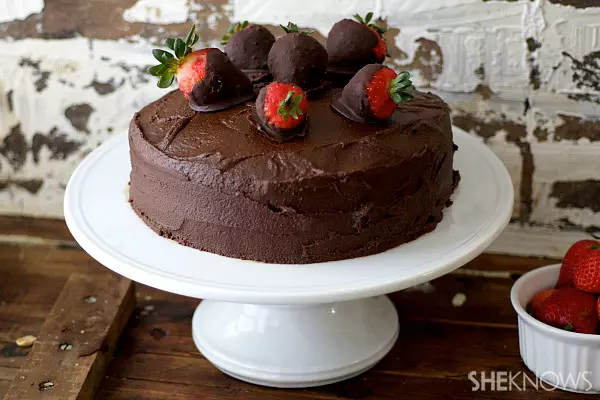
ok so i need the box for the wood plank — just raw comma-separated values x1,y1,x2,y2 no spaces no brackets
0,381,11,400
106,322,523,384
97,373,580,400
0,244,104,278
0,217,74,243
4,274,135,400
119,272,521,360
460,253,559,274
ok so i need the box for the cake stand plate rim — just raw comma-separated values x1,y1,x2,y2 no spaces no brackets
64,126,513,304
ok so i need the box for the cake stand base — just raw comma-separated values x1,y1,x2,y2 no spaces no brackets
192,296,399,388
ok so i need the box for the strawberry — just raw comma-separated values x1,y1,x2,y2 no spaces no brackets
267,22,328,89
557,239,600,288
366,67,414,120
149,25,253,112
327,13,387,74
537,287,597,334
148,25,203,95
528,288,555,318
353,13,387,62
331,64,414,123
258,82,308,130
573,243,600,293
222,21,275,71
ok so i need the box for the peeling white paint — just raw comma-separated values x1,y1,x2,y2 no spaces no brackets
0,0,44,23
0,38,172,217
123,0,190,25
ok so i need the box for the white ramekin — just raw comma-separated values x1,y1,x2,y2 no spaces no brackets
511,264,600,393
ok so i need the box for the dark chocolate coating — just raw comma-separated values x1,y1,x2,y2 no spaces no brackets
129,87,459,264
327,19,382,73
254,85,307,142
267,33,328,89
188,48,254,112
331,64,383,123
225,25,275,70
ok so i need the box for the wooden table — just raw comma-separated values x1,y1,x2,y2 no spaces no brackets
0,216,583,399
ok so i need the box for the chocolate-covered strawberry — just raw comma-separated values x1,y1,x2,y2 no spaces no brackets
223,21,275,72
327,12,387,73
255,82,308,142
149,25,254,112
331,64,414,123
267,22,328,89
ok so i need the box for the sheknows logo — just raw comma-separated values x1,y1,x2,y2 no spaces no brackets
468,371,593,392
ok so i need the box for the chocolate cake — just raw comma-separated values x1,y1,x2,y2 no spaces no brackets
132,20,459,264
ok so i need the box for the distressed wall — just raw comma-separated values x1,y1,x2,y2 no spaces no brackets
0,0,599,257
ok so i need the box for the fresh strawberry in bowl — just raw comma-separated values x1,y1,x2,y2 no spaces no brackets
557,239,600,288
536,287,597,334
511,234,600,393
573,241,600,293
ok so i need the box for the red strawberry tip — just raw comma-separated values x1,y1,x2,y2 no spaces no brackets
277,91,304,121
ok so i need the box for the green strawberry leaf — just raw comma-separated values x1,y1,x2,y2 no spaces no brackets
353,14,364,24
152,49,174,64
157,73,175,88
174,38,187,58
165,38,176,50
151,24,199,89
277,91,303,120
221,21,250,44
564,324,574,332
365,12,373,24
280,22,314,35
388,70,415,105
185,24,196,46
148,64,167,76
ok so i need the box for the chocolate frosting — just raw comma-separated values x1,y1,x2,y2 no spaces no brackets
330,63,384,123
254,86,308,142
129,88,459,264
225,25,275,71
327,19,382,73
267,33,328,89
188,48,254,112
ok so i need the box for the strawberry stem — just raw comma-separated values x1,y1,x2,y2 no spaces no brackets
280,22,314,35
277,91,304,121
220,21,249,45
389,71,415,104
353,12,387,35
148,25,200,88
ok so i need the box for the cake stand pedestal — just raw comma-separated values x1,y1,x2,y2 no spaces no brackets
64,127,513,388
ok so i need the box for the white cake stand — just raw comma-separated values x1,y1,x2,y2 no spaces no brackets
64,127,513,388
